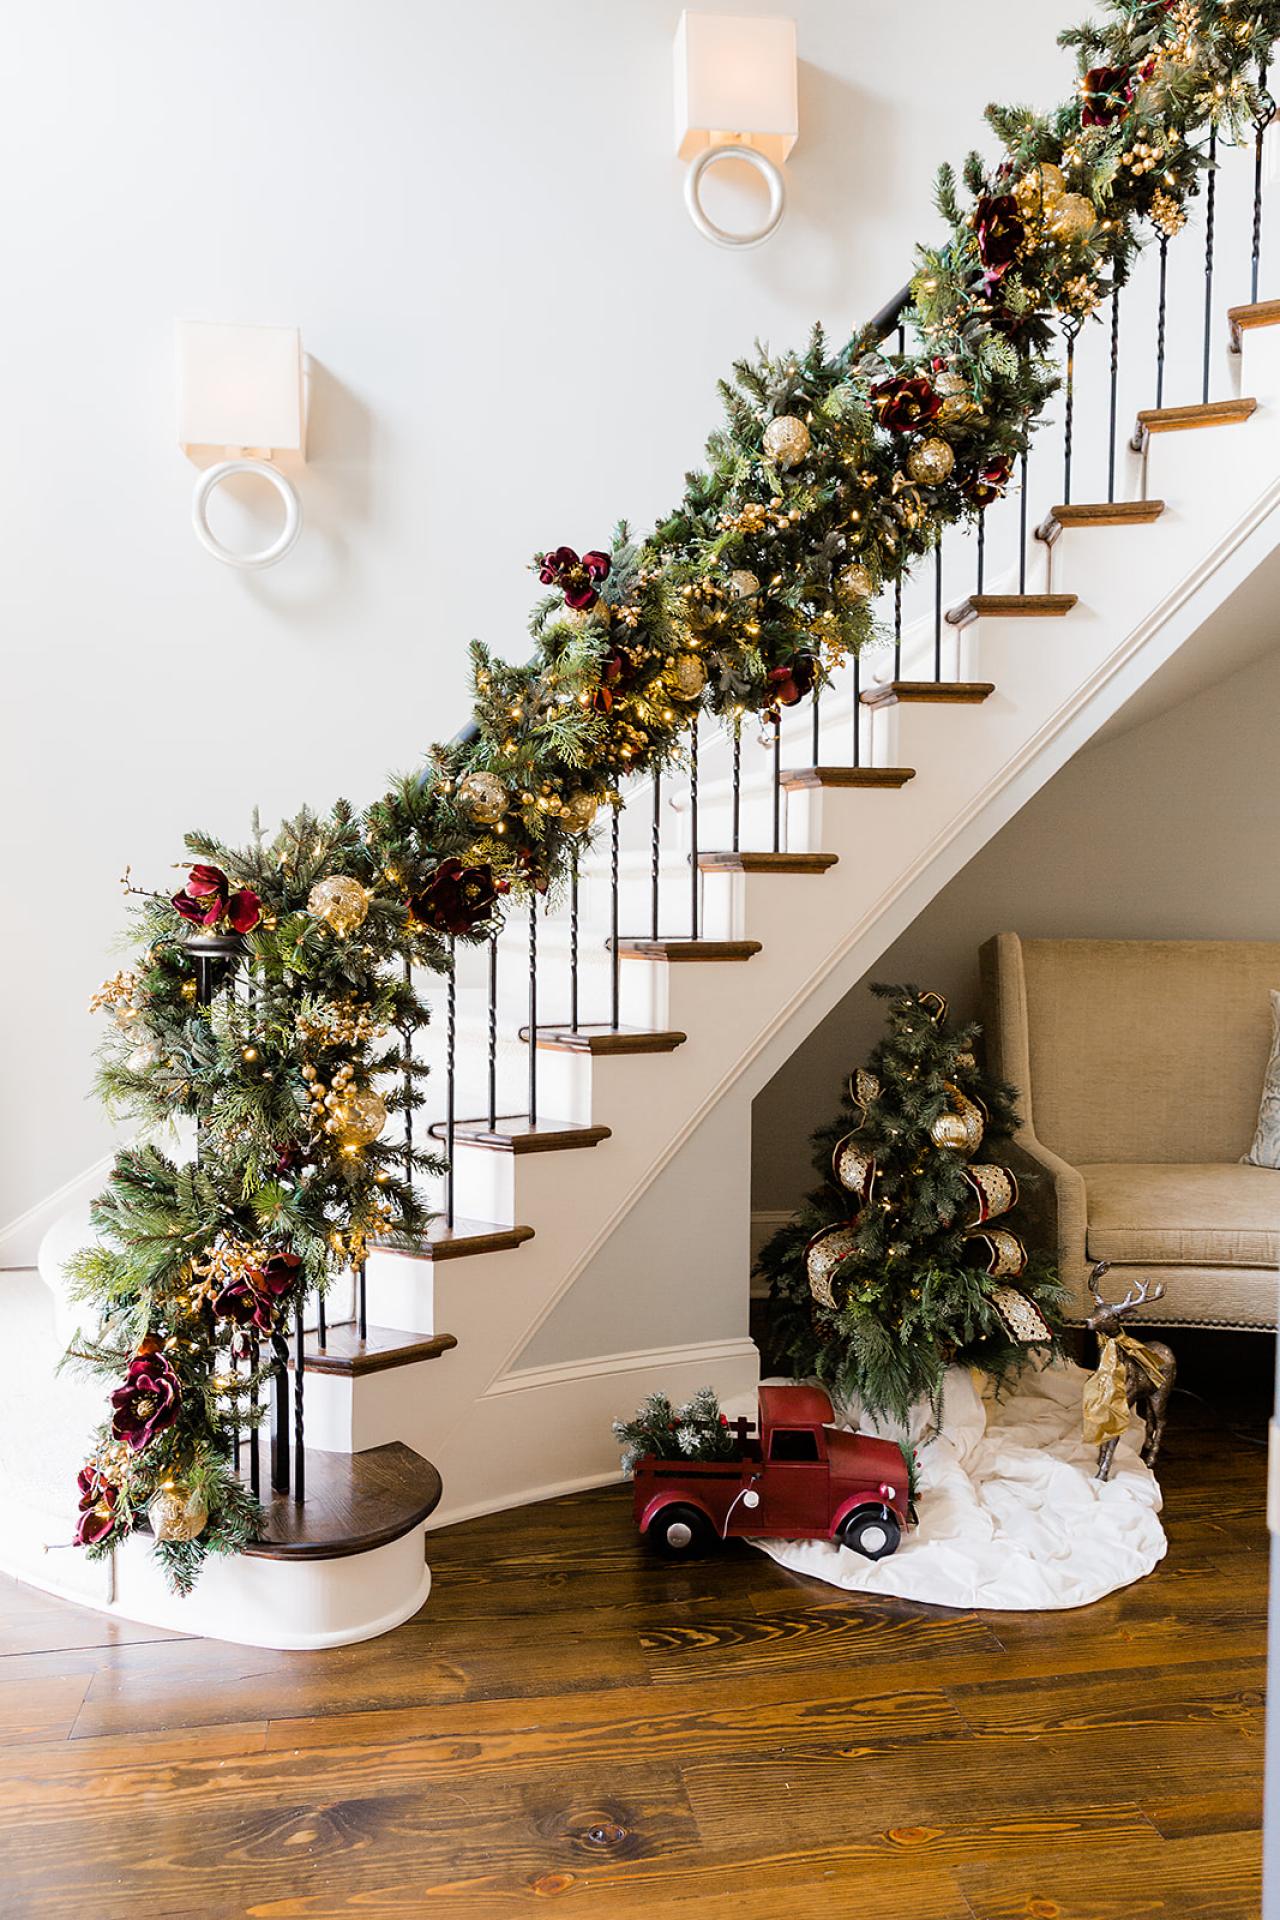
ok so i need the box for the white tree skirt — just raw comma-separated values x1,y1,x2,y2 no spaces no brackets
747,1360,1167,1611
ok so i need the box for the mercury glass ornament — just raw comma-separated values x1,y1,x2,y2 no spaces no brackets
929,1084,985,1156
935,370,969,398
337,1090,388,1146
727,568,761,600
307,874,370,936
837,562,874,602
906,437,956,486
668,653,708,702
762,414,811,469
456,770,509,827
558,790,599,834
147,1483,209,1543
1050,192,1097,242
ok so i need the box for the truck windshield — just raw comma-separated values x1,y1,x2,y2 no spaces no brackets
769,1429,821,1463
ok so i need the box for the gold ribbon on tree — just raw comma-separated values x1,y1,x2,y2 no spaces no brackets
1082,1333,1172,1447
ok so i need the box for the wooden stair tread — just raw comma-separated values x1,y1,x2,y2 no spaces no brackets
520,1024,687,1055
946,593,1077,627
697,851,838,873
779,766,916,790
428,1116,611,1153
1229,298,1280,347
1037,500,1165,544
861,681,995,709
1136,397,1257,433
293,1324,458,1377
609,938,762,962
374,1219,535,1261
242,1441,442,1562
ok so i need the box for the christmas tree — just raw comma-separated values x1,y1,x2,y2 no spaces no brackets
757,985,1064,1425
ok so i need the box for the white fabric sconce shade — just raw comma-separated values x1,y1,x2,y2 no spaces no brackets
673,11,798,249
176,321,306,571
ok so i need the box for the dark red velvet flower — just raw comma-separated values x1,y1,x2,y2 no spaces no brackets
1081,64,1133,127
537,545,612,611
964,455,1014,507
767,653,818,708
408,858,501,937
110,1351,181,1453
870,376,941,434
171,863,262,934
973,194,1025,282
213,1250,302,1333
74,1467,119,1546
592,648,634,714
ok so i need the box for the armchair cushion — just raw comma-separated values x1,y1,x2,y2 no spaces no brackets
1080,1161,1280,1267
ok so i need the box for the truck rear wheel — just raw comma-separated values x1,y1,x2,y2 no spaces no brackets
648,1503,713,1557
838,1507,901,1561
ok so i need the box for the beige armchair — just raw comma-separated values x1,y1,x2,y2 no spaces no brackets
980,935,1280,1330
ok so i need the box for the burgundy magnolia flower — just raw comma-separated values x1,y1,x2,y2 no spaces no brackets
214,1250,302,1333
964,455,1014,507
171,863,262,934
110,1350,181,1453
537,545,612,611
74,1467,119,1547
1081,64,1133,127
591,648,634,714
408,858,502,937
767,653,818,708
973,194,1025,283
870,375,941,434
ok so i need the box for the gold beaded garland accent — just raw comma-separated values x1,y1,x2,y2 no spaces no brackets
455,770,509,826
558,790,600,834
668,653,708,702
1150,188,1187,237
762,414,811,469
337,1089,387,1147
906,437,956,487
147,1482,209,1543
307,875,370,936
837,562,874,602
727,568,761,600
1049,192,1097,243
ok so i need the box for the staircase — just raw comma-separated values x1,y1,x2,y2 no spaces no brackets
9,228,1280,1644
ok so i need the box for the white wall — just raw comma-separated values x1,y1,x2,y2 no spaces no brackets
1,0,1074,1228
752,640,1280,1216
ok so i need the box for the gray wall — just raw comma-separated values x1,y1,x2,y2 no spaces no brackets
752,640,1280,1216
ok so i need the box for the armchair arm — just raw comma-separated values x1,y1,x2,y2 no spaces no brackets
1004,1128,1089,1286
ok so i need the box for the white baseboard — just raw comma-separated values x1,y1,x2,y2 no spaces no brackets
0,1155,113,1272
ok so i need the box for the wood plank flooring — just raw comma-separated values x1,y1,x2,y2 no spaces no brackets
0,1381,1267,1918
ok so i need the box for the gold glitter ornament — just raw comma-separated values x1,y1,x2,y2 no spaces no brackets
668,653,708,702
836,562,874,601
906,437,956,486
938,393,979,429
727,568,760,600
455,770,509,827
307,875,370,936
762,414,811,469
1049,192,1097,243
1014,162,1066,219
558,790,600,834
147,1482,209,1543
929,1083,985,1156
337,1090,387,1146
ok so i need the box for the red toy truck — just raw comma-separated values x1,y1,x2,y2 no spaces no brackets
633,1384,913,1560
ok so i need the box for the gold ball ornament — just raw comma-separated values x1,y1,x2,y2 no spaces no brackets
929,1083,986,1157
337,1090,388,1146
837,563,875,602
1049,192,1097,243
147,1483,209,1543
307,875,370,936
558,790,600,834
935,370,969,398
906,437,956,487
727,569,761,600
668,653,708,702
938,393,979,429
455,770,509,827
1014,162,1066,218
762,414,811,469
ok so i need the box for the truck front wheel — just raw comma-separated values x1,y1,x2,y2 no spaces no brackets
838,1507,902,1561
648,1503,714,1557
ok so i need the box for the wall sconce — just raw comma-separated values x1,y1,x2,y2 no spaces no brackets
176,321,307,570
673,11,797,250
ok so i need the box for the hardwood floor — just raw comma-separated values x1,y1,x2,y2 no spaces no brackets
0,1383,1267,1919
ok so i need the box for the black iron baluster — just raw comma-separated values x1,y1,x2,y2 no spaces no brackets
650,773,661,940
1062,316,1081,504
771,711,782,853
487,932,498,1129
1253,66,1271,302
609,806,620,1032
270,1330,290,1495
1203,126,1218,404
569,849,580,1034
292,1301,305,1504
1156,233,1169,408
976,511,986,594
1108,284,1121,503
688,721,700,939
445,934,456,1225
401,954,413,1187
527,897,538,1127
933,543,943,681
893,576,902,678
317,1290,326,1348
1019,451,1029,592
731,721,741,851
810,687,820,763
249,1335,261,1499
852,653,861,767
358,1258,368,1342
231,1347,240,1472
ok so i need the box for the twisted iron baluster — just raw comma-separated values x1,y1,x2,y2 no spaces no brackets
933,543,943,680
893,576,902,677
771,712,782,853
249,1335,261,1499
1155,233,1169,409
1019,450,1029,592
401,953,413,1186
270,1330,290,1495
731,721,741,851
650,773,661,940
852,653,861,768
1253,66,1272,302
445,935,456,1224
1107,284,1121,503
689,721,699,939
1203,127,1218,404
569,849,580,1033
292,1301,305,1504
487,932,498,1128
976,511,986,594
527,898,537,1127
1062,316,1081,504
609,806,620,1032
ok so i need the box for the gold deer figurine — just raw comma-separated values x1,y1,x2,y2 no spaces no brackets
1083,1263,1176,1482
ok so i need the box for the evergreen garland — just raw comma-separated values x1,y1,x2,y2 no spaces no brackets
71,0,1277,1588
